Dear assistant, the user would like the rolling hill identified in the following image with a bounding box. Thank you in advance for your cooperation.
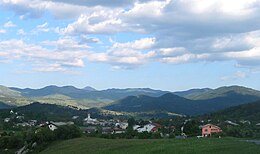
[104,86,260,116]
[188,86,260,100]
[11,86,169,100]
[104,93,204,115]
[205,100,260,123]
[1,85,260,116]
[174,88,212,99]
[6,86,169,108]
[0,102,88,121]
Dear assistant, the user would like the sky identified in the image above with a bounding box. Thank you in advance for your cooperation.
[0,0,260,91]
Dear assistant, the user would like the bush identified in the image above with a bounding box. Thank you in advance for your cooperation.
[54,125,81,140]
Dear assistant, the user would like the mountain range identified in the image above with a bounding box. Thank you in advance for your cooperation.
[105,86,260,115]
[1,85,260,116]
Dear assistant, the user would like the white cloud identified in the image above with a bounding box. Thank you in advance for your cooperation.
[221,71,248,81]
[0,39,87,72]
[35,22,49,32]
[0,29,6,34]
[3,21,16,28]
[17,29,26,35]
[41,37,90,50]
[87,37,156,69]
[42,0,134,8]
[80,35,101,44]
[1,0,260,70]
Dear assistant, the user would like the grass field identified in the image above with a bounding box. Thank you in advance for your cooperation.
[40,137,260,154]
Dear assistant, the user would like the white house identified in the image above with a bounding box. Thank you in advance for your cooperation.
[46,121,74,131]
[225,120,239,126]
[134,123,161,133]
[115,121,128,129]
[133,125,141,130]
[4,118,10,123]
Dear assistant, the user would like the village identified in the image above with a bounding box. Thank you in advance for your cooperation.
[2,109,259,139]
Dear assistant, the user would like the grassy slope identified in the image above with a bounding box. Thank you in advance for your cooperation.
[41,137,260,154]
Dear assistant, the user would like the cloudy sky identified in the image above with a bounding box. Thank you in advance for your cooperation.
[0,0,260,91]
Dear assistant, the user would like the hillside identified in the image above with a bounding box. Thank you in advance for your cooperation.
[1,85,260,116]
[0,85,21,97]
[0,102,88,121]
[0,102,13,109]
[7,86,169,108]
[40,137,260,154]
[104,88,260,116]
[104,93,203,115]
[174,88,212,99]
[206,100,260,123]
[190,86,260,100]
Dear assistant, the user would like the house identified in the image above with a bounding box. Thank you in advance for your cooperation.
[115,120,128,129]
[135,123,162,133]
[4,118,10,123]
[113,128,126,134]
[240,120,251,125]
[72,116,79,120]
[133,125,141,130]
[16,122,30,127]
[16,116,24,120]
[201,124,222,137]
[29,120,37,126]
[81,126,97,133]
[45,121,74,131]
[102,127,113,134]
[225,120,239,126]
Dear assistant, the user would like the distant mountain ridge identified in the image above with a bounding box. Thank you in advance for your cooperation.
[1,85,260,116]
[104,86,260,116]
[174,88,212,99]
[188,86,260,100]
[11,86,169,100]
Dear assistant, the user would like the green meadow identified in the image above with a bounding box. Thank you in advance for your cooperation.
[41,137,260,154]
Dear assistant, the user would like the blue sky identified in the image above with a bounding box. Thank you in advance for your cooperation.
[0,0,260,91]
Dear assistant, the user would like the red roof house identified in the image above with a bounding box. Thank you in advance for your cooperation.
[201,124,222,137]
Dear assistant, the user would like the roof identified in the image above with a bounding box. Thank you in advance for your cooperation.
[49,121,74,126]
[201,124,221,129]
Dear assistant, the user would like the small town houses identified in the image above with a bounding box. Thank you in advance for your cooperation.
[4,109,258,138]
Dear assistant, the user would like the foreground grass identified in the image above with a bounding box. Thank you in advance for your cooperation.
[40,137,260,154]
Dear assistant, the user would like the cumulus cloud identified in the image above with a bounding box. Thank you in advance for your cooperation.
[87,37,156,69]
[42,0,134,8]
[1,0,260,71]
[0,39,87,72]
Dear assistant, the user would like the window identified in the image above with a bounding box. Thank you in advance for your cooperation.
[204,129,208,132]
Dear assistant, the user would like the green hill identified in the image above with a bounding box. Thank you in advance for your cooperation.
[205,100,260,123]
[104,88,260,116]
[40,137,260,154]
[0,102,88,121]
[190,86,260,100]
[0,102,14,109]
[11,86,169,100]
[0,85,21,97]
[174,88,212,98]
[104,93,203,115]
